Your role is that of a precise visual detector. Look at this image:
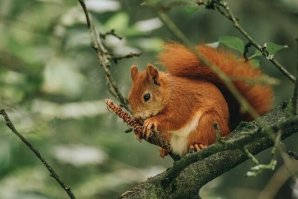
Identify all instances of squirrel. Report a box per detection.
[128,42,273,157]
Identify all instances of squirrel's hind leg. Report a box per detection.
[187,110,229,153]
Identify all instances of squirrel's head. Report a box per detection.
[128,64,166,120]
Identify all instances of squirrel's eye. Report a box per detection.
[143,93,151,102]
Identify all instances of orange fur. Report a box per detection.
[128,43,273,156]
[159,43,273,119]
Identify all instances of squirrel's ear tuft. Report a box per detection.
[130,65,138,81]
[146,64,160,86]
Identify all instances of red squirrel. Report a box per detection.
[128,43,273,157]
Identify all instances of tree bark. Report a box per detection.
[120,104,298,199]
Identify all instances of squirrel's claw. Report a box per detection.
[159,148,170,158]
[188,143,207,153]
[143,118,158,139]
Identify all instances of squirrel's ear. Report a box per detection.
[130,65,138,81]
[146,64,160,86]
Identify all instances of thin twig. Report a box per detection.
[271,130,282,156]
[156,0,298,168]
[246,159,277,177]
[257,164,291,199]
[112,52,142,64]
[244,146,259,165]
[245,131,282,177]
[100,29,122,40]
[244,145,278,177]
[148,3,297,180]
[77,0,129,109]
[205,0,298,177]
[156,9,259,119]
[105,99,180,161]
[292,38,298,114]
[288,150,298,160]
[202,0,295,83]
[0,109,76,199]
[77,0,91,28]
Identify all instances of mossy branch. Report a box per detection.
[120,105,298,199]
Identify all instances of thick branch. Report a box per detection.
[0,109,76,199]
[120,105,298,199]
[150,1,294,173]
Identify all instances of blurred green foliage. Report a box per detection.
[0,0,297,198]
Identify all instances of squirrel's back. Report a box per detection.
[159,43,273,125]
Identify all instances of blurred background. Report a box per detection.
[0,0,297,198]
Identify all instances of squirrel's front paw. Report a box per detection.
[143,118,159,139]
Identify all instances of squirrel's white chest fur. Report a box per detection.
[169,112,202,156]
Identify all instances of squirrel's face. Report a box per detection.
[128,64,166,120]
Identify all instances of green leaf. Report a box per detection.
[218,36,245,53]
[105,12,129,34]
[251,49,262,58]
[135,37,163,52]
[251,42,288,59]
[265,42,288,55]
[250,59,260,67]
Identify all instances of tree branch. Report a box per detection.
[77,0,129,109]
[0,109,76,199]
[120,105,298,198]
[292,38,298,114]
[148,1,295,173]
[105,99,180,161]
[100,29,123,40]
[112,52,142,64]
[257,164,291,199]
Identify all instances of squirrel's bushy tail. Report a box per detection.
[159,43,273,122]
